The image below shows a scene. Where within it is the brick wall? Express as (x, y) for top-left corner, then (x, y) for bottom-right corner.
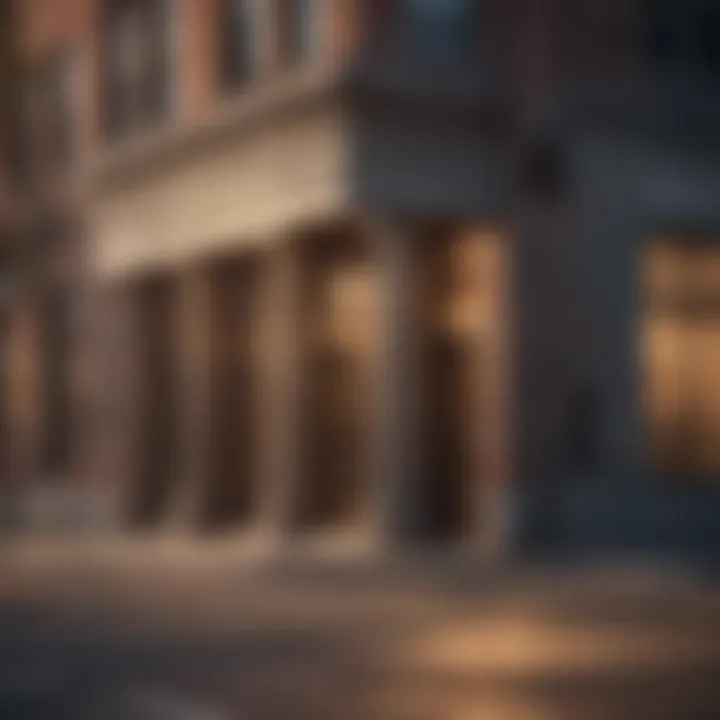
(10, 0), (652, 162)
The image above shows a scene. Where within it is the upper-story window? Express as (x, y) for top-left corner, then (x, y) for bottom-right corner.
(219, 0), (258, 91)
(104, 0), (174, 140)
(399, 0), (477, 63)
(647, 0), (720, 82)
(276, 0), (323, 68)
(25, 50), (76, 177)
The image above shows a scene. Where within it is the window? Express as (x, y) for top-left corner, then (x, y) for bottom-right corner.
(25, 51), (75, 176)
(104, 0), (173, 139)
(643, 241), (720, 478)
(399, 0), (476, 63)
(219, 0), (257, 90)
(277, 0), (322, 68)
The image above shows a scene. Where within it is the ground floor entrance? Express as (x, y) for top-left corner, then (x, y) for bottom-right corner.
(130, 275), (181, 527)
(416, 228), (507, 542)
(203, 258), (263, 529)
(297, 230), (381, 530)
(7, 219), (512, 546)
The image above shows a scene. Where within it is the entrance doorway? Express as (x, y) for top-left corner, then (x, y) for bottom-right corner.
(299, 234), (380, 530)
(417, 228), (506, 541)
(203, 259), (261, 528)
(130, 275), (179, 526)
(421, 333), (477, 538)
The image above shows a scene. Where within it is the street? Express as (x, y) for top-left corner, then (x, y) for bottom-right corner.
(0, 538), (718, 719)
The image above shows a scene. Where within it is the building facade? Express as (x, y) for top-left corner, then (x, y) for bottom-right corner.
(2, 0), (720, 555)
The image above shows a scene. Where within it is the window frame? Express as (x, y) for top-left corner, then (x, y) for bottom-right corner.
(218, 0), (260, 92)
(23, 48), (77, 178)
(102, 0), (177, 141)
(275, 0), (325, 71)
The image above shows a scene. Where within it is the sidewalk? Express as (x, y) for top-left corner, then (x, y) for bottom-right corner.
(0, 537), (718, 719)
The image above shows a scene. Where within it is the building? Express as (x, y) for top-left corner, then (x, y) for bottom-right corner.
(2, 0), (720, 555)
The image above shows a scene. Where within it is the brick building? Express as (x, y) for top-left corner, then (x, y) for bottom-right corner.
(1, 0), (720, 555)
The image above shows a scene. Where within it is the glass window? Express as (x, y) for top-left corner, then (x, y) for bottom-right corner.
(24, 50), (75, 176)
(105, 0), (173, 139)
(220, 0), (257, 90)
(643, 241), (720, 479)
(277, 0), (322, 68)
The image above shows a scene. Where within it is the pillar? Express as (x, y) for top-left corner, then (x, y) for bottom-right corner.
(74, 279), (136, 529)
(368, 218), (422, 544)
(257, 237), (305, 539)
(472, 228), (515, 555)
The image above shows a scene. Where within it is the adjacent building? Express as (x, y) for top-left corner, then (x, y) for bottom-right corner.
(2, 0), (720, 555)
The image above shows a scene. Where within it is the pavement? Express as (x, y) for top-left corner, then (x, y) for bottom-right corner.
(0, 536), (718, 719)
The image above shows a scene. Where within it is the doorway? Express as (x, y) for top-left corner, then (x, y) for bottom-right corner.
(299, 235), (380, 530)
(203, 259), (261, 528)
(130, 275), (179, 526)
(421, 332), (477, 539)
(417, 228), (506, 541)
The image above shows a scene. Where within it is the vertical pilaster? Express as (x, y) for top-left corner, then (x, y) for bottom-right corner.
(473, 229), (515, 555)
(77, 279), (136, 529)
(369, 218), (421, 544)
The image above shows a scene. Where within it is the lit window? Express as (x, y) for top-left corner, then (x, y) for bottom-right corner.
(643, 241), (720, 478)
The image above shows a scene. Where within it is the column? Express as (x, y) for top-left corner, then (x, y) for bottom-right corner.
(474, 230), (514, 555)
(75, 279), (136, 530)
(257, 237), (305, 539)
(369, 218), (422, 544)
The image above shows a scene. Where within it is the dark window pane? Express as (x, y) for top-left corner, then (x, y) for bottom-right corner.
(278, 0), (317, 67)
(220, 0), (255, 90)
(105, 0), (173, 139)
(23, 51), (75, 177)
